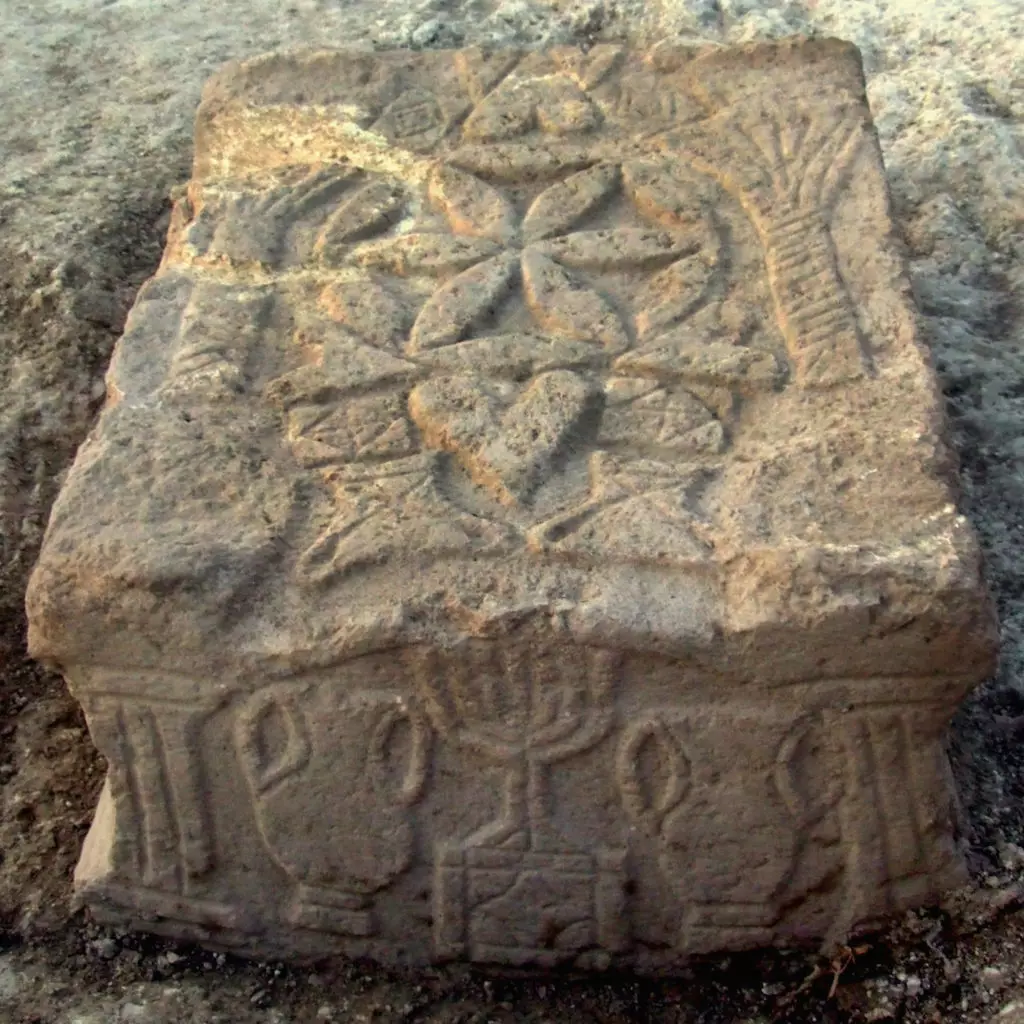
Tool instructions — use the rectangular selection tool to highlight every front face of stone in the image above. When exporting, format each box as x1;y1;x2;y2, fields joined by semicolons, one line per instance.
27;42;996;966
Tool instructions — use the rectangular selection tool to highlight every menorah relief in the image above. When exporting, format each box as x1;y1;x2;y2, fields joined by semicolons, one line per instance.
409;642;629;964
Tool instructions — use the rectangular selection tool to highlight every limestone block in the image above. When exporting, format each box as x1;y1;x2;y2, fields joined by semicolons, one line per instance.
25;39;998;968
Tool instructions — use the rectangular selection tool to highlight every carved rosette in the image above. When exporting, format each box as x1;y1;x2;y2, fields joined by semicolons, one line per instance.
169;44;876;587
249;115;787;583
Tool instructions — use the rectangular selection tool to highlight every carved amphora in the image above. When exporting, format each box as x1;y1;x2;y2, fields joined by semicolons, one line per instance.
235;684;430;935
618;709;839;951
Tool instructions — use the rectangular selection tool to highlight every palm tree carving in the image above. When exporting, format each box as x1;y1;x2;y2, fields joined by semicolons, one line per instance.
668;72;871;388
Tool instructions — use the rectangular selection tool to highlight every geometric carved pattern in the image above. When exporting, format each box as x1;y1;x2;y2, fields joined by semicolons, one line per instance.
154;43;882;594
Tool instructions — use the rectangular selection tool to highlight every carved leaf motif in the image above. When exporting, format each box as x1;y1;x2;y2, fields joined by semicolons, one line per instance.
264;364;334;410
352;233;500;277
664;120;772;207
205;167;361;267
645;40;701;73
615;339;784;393
534;228;700;272
599;380;725;455
408;374;505;455
462;83;537;142
475;369;594;504
448;144;597;182
521;250;629;352
521;163;619;244
586;453;713;507
409;370;594;505
429;165;517;243
417;333;595;377
319;278;412;351
634;253;716;339
320;327;419;390
534;77;602;135
287;395;415;467
299;460;512;586
552;45;623;91
529;489;711;567
622;162;709;231
455;48;523;103
408;253;518;353
315;180;405;261
602;376;659;405
264;325;417;409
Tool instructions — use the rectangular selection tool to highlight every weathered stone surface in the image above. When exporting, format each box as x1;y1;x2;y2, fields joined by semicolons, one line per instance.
25;39;997;968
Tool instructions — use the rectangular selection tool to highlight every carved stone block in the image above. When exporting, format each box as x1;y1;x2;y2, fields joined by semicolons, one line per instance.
26;40;998;968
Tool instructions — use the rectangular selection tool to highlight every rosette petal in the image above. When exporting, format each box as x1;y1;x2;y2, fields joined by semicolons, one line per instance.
408;253;518;353
461;83;537;142
352;233;500;277
534;227;698;272
521;163;619;243
634;253;716;339
416;334;595;377
521;250;628;353
615;338;784;393
319;277;413;351
429;164;518;243
314;179;405;260
448;144;597;182
534;77;602;135
622;161;711;230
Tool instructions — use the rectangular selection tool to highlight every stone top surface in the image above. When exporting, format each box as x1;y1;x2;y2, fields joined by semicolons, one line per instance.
26;39;996;687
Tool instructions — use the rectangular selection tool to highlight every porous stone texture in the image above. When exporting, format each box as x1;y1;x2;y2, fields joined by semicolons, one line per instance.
25;40;997;969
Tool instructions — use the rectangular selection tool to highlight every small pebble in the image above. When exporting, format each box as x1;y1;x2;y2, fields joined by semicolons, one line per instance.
409;18;443;45
998;841;1024;871
981;966;1011;991
89;938;119;960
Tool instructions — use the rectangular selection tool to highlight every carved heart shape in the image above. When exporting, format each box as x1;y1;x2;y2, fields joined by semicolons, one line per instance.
409;369;594;506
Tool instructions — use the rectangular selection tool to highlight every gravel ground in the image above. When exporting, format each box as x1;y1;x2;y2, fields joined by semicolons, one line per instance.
0;0;1022;1020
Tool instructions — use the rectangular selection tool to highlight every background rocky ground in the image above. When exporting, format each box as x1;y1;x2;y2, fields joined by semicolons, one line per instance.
0;0;1022;1020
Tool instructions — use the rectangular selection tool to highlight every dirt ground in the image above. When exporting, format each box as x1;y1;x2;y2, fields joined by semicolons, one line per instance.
0;0;1022;1020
